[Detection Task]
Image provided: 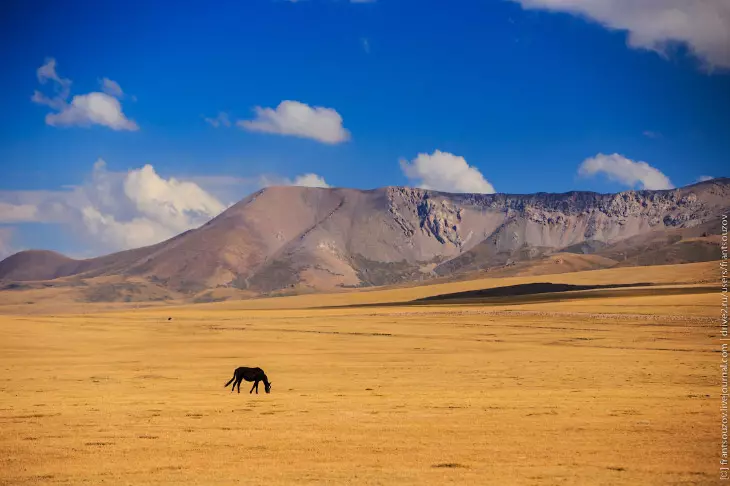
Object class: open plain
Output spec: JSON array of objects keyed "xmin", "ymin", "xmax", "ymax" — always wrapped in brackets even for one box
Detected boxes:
[{"xmin": 0, "ymin": 262, "xmax": 721, "ymax": 485}]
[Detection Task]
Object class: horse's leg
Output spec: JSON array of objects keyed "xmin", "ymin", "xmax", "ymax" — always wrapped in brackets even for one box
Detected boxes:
[
  {"xmin": 231, "ymin": 376, "xmax": 237, "ymax": 392},
  {"xmin": 250, "ymin": 381, "xmax": 256, "ymax": 394},
  {"xmin": 237, "ymin": 378, "xmax": 242, "ymax": 394}
]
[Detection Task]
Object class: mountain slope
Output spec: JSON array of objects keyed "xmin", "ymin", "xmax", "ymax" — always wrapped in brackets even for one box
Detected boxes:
[{"xmin": 1, "ymin": 178, "xmax": 727, "ymax": 299}]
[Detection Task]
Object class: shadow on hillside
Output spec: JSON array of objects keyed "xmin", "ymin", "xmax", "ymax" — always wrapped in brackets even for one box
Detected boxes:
[
  {"xmin": 414, "ymin": 282, "xmax": 652, "ymax": 302},
  {"xmin": 316, "ymin": 282, "xmax": 715, "ymax": 309}
]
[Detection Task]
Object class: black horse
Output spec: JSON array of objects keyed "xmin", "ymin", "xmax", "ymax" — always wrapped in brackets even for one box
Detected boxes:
[{"xmin": 224, "ymin": 367, "xmax": 272, "ymax": 394}]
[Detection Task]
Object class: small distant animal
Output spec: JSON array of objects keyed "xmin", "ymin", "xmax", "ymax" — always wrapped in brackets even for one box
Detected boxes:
[{"xmin": 224, "ymin": 367, "xmax": 272, "ymax": 394}]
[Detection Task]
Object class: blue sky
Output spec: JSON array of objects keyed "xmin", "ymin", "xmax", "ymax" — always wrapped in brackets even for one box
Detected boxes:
[{"xmin": 0, "ymin": 0, "xmax": 728, "ymax": 258}]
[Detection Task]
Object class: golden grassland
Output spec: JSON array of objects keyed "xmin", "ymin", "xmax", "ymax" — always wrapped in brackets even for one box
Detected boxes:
[
  {"xmin": 0, "ymin": 261, "xmax": 723, "ymax": 485},
  {"xmin": 0, "ymin": 259, "xmax": 718, "ymax": 315}
]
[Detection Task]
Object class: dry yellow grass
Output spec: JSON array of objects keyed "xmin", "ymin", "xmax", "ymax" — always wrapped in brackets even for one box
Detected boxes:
[
  {"xmin": 0, "ymin": 262, "xmax": 722, "ymax": 485},
  {"xmin": 185, "ymin": 260, "xmax": 719, "ymax": 311},
  {"xmin": 0, "ymin": 260, "xmax": 717, "ymax": 316}
]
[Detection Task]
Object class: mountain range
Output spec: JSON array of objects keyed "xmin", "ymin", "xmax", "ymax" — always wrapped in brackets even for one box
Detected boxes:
[{"xmin": 0, "ymin": 178, "xmax": 727, "ymax": 303}]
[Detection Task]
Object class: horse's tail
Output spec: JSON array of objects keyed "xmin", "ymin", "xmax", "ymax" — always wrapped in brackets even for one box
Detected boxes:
[{"xmin": 224, "ymin": 373, "xmax": 236, "ymax": 387}]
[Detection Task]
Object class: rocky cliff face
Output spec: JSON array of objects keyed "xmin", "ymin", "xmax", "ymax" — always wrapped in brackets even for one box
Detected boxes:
[
  {"xmin": 396, "ymin": 180, "xmax": 726, "ymax": 277},
  {"xmin": 1, "ymin": 178, "xmax": 727, "ymax": 298}
]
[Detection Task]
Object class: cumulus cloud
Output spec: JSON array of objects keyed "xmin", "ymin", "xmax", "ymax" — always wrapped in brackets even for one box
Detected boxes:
[
  {"xmin": 0, "ymin": 160, "xmax": 226, "ymax": 254},
  {"xmin": 204, "ymin": 112, "xmax": 232, "ymax": 128},
  {"xmin": 45, "ymin": 93, "xmax": 139, "ymax": 130},
  {"xmin": 258, "ymin": 172, "xmax": 331, "ymax": 189},
  {"xmin": 292, "ymin": 173, "xmax": 330, "ymax": 188},
  {"xmin": 123, "ymin": 164, "xmax": 227, "ymax": 234},
  {"xmin": 400, "ymin": 150, "xmax": 496, "ymax": 194},
  {"xmin": 80, "ymin": 162, "xmax": 227, "ymax": 250},
  {"xmin": 0, "ymin": 162, "xmax": 332, "ymax": 256},
  {"xmin": 510, "ymin": 0, "xmax": 730, "ymax": 71},
  {"xmin": 80, "ymin": 206, "xmax": 177, "ymax": 251},
  {"xmin": 31, "ymin": 58, "xmax": 138, "ymax": 131},
  {"xmin": 238, "ymin": 100, "xmax": 350, "ymax": 144},
  {"xmin": 577, "ymin": 153, "xmax": 674, "ymax": 190}
]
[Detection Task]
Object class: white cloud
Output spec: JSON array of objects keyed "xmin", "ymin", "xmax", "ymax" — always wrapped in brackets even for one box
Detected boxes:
[
  {"xmin": 0, "ymin": 160, "xmax": 226, "ymax": 254},
  {"xmin": 642, "ymin": 130, "xmax": 662, "ymax": 139},
  {"xmin": 204, "ymin": 112, "xmax": 232, "ymax": 128},
  {"xmin": 258, "ymin": 172, "xmax": 331, "ymax": 189},
  {"xmin": 361, "ymin": 37, "xmax": 371, "ymax": 54},
  {"xmin": 0, "ymin": 162, "xmax": 331, "ymax": 256},
  {"xmin": 31, "ymin": 58, "xmax": 138, "ymax": 131},
  {"xmin": 400, "ymin": 150, "xmax": 496, "ymax": 194},
  {"xmin": 79, "ymin": 162, "xmax": 226, "ymax": 250},
  {"xmin": 696, "ymin": 175, "xmax": 714, "ymax": 183},
  {"xmin": 46, "ymin": 93, "xmax": 139, "ymax": 131},
  {"xmin": 101, "ymin": 78, "xmax": 124, "ymax": 98},
  {"xmin": 123, "ymin": 164, "xmax": 227, "ymax": 234},
  {"xmin": 510, "ymin": 0, "xmax": 730, "ymax": 71},
  {"xmin": 292, "ymin": 173, "xmax": 330, "ymax": 188},
  {"xmin": 80, "ymin": 206, "xmax": 177, "ymax": 251},
  {"xmin": 577, "ymin": 153, "xmax": 674, "ymax": 190},
  {"xmin": 238, "ymin": 100, "xmax": 350, "ymax": 144}
]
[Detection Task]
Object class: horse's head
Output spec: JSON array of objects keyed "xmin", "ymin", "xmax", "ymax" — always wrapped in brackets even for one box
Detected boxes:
[{"xmin": 265, "ymin": 381, "xmax": 272, "ymax": 394}]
